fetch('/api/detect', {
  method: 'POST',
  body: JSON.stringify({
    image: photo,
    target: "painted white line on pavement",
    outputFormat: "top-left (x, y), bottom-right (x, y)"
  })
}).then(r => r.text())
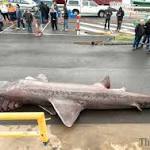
top-left (123, 23), bottom-right (134, 27)
top-left (98, 22), bottom-right (135, 30)
top-left (42, 21), bottom-right (50, 32)
top-left (0, 24), bottom-right (14, 34)
top-left (80, 26), bottom-right (105, 34)
top-left (80, 22), bottom-right (134, 34)
top-left (80, 22), bottom-right (134, 30)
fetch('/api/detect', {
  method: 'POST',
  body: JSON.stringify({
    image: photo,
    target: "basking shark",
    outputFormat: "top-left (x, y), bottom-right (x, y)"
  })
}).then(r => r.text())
top-left (0, 74), bottom-right (150, 127)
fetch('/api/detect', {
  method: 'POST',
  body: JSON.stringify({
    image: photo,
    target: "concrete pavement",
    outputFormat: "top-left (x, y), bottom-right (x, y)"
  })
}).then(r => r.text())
top-left (0, 34), bottom-right (150, 150)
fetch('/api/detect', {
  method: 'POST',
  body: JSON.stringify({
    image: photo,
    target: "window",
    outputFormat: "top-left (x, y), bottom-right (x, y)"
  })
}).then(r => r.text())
top-left (20, 0), bottom-right (29, 4)
top-left (82, 1), bottom-right (88, 6)
top-left (90, 1), bottom-right (97, 7)
top-left (68, 0), bottom-right (79, 6)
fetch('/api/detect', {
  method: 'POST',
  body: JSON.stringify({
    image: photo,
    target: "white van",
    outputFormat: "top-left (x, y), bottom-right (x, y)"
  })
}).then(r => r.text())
top-left (8, 0), bottom-right (37, 10)
top-left (66, 0), bottom-right (108, 17)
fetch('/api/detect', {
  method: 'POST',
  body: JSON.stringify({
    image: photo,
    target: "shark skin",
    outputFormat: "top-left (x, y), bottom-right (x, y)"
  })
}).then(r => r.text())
top-left (0, 74), bottom-right (150, 127)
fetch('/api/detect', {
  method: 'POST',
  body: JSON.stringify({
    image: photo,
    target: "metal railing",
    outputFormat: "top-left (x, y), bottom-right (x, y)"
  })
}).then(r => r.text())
top-left (0, 112), bottom-right (49, 144)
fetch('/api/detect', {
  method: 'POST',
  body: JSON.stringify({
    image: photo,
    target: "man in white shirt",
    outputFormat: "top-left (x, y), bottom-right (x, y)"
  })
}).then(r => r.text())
top-left (0, 4), bottom-right (9, 23)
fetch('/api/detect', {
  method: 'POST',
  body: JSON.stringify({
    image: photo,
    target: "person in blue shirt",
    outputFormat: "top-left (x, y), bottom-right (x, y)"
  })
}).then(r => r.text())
top-left (16, 4), bottom-right (25, 30)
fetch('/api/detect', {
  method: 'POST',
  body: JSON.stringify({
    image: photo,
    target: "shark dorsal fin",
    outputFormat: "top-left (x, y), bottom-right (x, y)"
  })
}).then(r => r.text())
top-left (49, 98), bottom-right (83, 127)
top-left (101, 76), bottom-right (111, 89)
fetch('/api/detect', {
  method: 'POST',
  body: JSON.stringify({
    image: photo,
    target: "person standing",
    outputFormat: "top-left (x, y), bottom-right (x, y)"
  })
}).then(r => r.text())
top-left (44, 3), bottom-right (49, 23)
top-left (104, 6), bottom-right (112, 30)
top-left (0, 4), bottom-right (9, 23)
top-left (33, 7), bottom-right (42, 36)
top-left (63, 3), bottom-right (68, 31)
top-left (8, 3), bottom-right (16, 26)
top-left (132, 19), bottom-right (145, 50)
top-left (39, 2), bottom-right (47, 24)
top-left (16, 4), bottom-right (25, 30)
top-left (23, 10), bottom-right (33, 33)
top-left (0, 10), bottom-right (4, 31)
top-left (116, 7), bottom-right (124, 32)
top-left (143, 19), bottom-right (150, 50)
top-left (50, 7), bottom-right (57, 31)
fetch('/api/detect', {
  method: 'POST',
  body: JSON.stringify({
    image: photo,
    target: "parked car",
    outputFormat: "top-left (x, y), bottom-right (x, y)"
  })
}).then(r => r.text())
top-left (8, 0), bottom-right (37, 10)
top-left (66, 0), bottom-right (109, 17)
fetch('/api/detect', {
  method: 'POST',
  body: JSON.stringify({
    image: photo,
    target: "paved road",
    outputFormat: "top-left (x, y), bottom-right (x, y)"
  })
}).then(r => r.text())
top-left (0, 34), bottom-right (150, 150)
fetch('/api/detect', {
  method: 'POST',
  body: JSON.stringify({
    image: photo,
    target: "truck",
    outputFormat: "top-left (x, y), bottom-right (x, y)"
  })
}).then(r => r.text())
top-left (66, 0), bottom-right (109, 17)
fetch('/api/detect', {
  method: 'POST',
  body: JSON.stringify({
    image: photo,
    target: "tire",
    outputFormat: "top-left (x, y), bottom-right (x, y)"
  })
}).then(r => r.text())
top-left (98, 10), bottom-right (105, 18)
top-left (72, 9), bottom-right (79, 15)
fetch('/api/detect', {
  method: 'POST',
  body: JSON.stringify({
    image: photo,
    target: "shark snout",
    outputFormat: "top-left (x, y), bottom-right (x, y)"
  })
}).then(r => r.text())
top-left (0, 98), bottom-right (22, 112)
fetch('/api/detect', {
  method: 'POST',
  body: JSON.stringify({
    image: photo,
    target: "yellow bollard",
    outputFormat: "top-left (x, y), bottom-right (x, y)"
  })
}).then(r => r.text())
top-left (0, 112), bottom-right (49, 144)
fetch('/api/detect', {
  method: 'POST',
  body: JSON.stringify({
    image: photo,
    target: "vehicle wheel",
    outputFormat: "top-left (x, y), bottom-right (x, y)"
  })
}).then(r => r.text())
top-left (72, 9), bottom-right (79, 15)
top-left (98, 11), bottom-right (105, 18)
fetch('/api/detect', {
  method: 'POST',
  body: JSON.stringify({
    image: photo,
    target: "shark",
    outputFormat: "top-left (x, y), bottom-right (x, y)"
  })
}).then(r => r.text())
top-left (0, 74), bottom-right (150, 127)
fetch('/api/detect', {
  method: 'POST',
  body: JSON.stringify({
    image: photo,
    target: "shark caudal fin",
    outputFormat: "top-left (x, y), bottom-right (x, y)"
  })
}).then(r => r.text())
top-left (49, 98), bottom-right (83, 127)
top-left (101, 75), bottom-right (111, 89)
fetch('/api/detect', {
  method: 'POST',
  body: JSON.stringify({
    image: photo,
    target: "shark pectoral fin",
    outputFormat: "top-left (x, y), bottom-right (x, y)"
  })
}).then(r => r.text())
top-left (131, 103), bottom-right (142, 111)
top-left (100, 75), bottom-right (111, 89)
top-left (49, 98), bottom-right (83, 127)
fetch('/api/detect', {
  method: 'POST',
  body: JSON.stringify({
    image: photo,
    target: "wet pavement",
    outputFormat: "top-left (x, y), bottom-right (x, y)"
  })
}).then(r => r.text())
top-left (0, 33), bottom-right (150, 150)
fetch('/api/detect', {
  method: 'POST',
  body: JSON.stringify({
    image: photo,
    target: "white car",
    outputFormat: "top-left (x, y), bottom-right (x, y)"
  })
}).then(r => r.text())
top-left (66, 0), bottom-right (109, 17)
top-left (8, 0), bottom-right (37, 10)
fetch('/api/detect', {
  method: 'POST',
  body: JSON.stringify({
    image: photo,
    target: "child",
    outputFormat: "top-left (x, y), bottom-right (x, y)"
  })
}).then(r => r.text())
top-left (63, 3), bottom-right (68, 31)
top-left (0, 10), bottom-right (4, 31)
top-left (50, 7), bottom-right (58, 31)
top-left (16, 4), bottom-right (25, 30)
top-left (133, 19), bottom-right (145, 50)
top-left (33, 7), bottom-right (43, 36)
top-left (23, 9), bottom-right (33, 33)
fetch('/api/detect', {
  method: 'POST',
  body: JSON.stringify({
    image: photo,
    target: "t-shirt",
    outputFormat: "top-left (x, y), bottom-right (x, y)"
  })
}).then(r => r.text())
top-left (0, 4), bottom-right (8, 13)
top-left (8, 6), bottom-right (16, 13)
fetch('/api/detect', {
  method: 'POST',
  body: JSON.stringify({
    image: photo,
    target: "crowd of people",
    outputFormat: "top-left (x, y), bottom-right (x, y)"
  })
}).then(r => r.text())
top-left (0, 2), bottom-right (127, 35)
top-left (132, 18), bottom-right (150, 52)
top-left (0, 1), bottom-right (69, 35)
top-left (1, 1), bottom-right (150, 50)
top-left (104, 6), bottom-right (150, 52)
